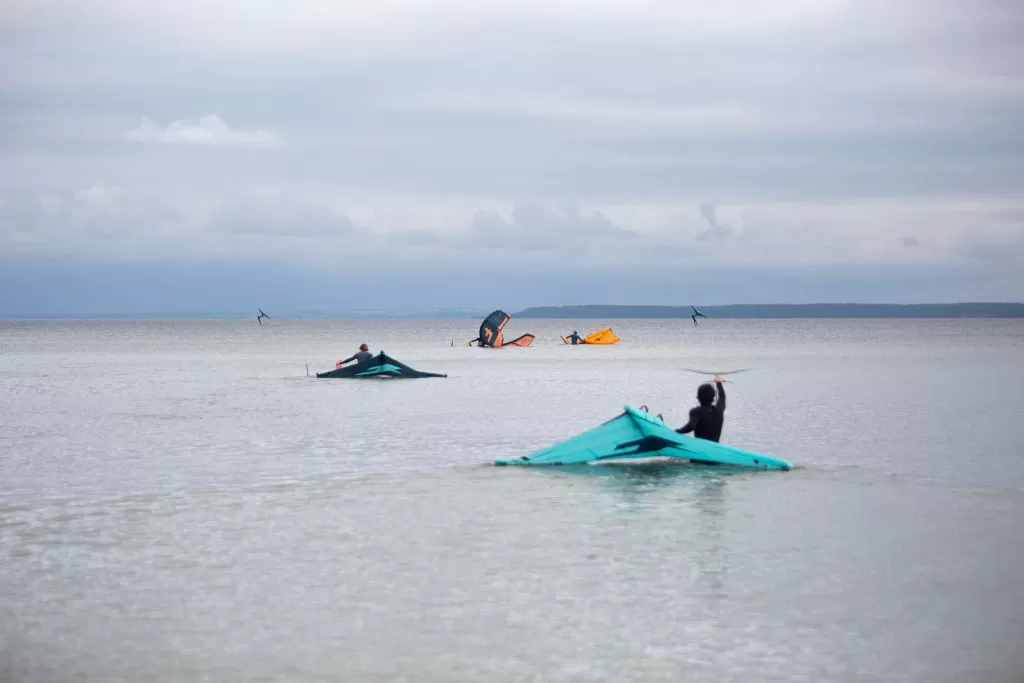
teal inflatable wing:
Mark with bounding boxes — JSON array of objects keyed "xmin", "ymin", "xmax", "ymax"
[
  {"xmin": 316, "ymin": 351, "xmax": 447, "ymax": 379},
  {"xmin": 496, "ymin": 405, "xmax": 791, "ymax": 470}
]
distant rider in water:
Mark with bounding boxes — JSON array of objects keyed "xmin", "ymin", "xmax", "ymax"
[
  {"xmin": 337, "ymin": 343, "xmax": 372, "ymax": 369},
  {"xmin": 676, "ymin": 376, "xmax": 726, "ymax": 442},
  {"xmin": 567, "ymin": 330, "xmax": 583, "ymax": 345}
]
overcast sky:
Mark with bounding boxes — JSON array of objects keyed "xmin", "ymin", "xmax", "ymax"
[{"xmin": 1, "ymin": 0, "xmax": 1022, "ymax": 314}]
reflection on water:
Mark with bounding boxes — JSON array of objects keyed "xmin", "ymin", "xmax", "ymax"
[{"xmin": 535, "ymin": 462, "xmax": 735, "ymax": 605}]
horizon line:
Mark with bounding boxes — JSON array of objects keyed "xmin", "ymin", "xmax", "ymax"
[{"xmin": 2, "ymin": 301, "xmax": 1023, "ymax": 321}]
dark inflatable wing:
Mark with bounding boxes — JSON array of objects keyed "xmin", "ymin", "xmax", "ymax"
[
  {"xmin": 477, "ymin": 310, "xmax": 511, "ymax": 347},
  {"xmin": 316, "ymin": 351, "xmax": 447, "ymax": 379},
  {"xmin": 475, "ymin": 310, "xmax": 533, "ymax": 348}
]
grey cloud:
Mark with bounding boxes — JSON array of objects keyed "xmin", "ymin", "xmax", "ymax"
[
  {"xmin": 470, "ymin": 209, "xmax": 509, "ymax": 235},
  {"xmin": 6, "ymin": 185, "xmax": 1024, "ymax": 271},
  {"xmin": 902, "ymin": 236, "xmax": 922, "ymax": 248},
  {"xmin": 957, "ymin": 225, "xmax": 1024, "ymax": 265},
  {"xmin": 2, "ymin": 1, "xmax": 1022, "ymax": 205},
  {"xmin": 463, "ymin": 203, "xmax": 637, "ymax": 251},
  {"xmin": 0, "ymin": 187, "xmax": 362, "ymax": 265},
  {"xmin": 209, "ymin": 200, "xmax": 355, "ymax": 238},
  {"xmin": 1, "ymin": 187, "xmax": 183, "ymax": 254},
  {"xmin": 695, "ymin": 203, "xmax": 734, "ymax": 242},
  {"xmin": 127, "ymin": 116, "xmax": 283, "ymax": 147}
]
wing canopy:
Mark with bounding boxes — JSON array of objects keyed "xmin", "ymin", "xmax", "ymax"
[
  {"xmin": 583, "ymin": 328, "xmax": 620, "ymax": 345},
  {"xmin": 316, "ymin": 352, "xmax": 447, "ymax": 379},
  {"xmin": 475, "ymin": 310, "xmax": 532, "ymax": 348},
  {"xmin": 496, "ymin": 405, "xmax": 792, "ymax": 469},
  {"xmin": 478, "ymin": 310, "xmax": 510, "ymax": 347},
  {"xmin": 502, "ymin": 333, "xmax": 535, "ymax": 347},
  {"xmin": 561, "ymin": 327, "xmax": 621, "ymax": 345}
]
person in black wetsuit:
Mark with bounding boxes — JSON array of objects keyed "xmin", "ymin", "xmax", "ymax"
[
  {"xmin": 566, "ymin": 330, "xmax": 583, "ymax": 345},
  {"xmin": 676, "ymin": 376, "xmax": 726, "ymax": 442},
  {"xmin": 337, "ymin": 343, "xmax": 372, "ymax": 368}
]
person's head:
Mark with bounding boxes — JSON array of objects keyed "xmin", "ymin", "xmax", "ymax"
[
  {"xmin": 573, "ymin": 330, "xmax": 578, "ymax": 335},
  {"xmin": 359, "ymin": 343, "xmax": 369, "ymax": 352},
  {"xmin": 697, "ymin": 383, "xmax": 716, "ymax": 406}
]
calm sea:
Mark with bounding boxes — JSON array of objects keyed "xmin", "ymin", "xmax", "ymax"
[{"xmin": 1, "ymin": 319, "xmax": 1022, "ymax": 682}]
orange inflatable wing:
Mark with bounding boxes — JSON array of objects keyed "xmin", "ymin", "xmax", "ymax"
[{"xmin": 583, "ymin": 328, "xmax": 620, "ymax": 345}]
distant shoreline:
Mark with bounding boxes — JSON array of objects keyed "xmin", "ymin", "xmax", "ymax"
[
  {"xmin": 2, "ymin": 303, "xmax": 1024, "ymax": 320},
  {"xmin": 516, "ymin": 303, "xmax": 1024, "ymax": 319}
]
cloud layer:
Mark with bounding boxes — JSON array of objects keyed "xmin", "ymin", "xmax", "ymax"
[{"xmin": 0, "ymin": 0, "xmax": 1022, "ymax": 309}]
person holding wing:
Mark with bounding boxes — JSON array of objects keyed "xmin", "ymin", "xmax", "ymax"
[
  {"xmin": 336, "ymin": 343, "xmax": 372, "ymax": 369},
  {"xmin": 676, "ymin": 375, "xmax": 726, "ymax": 442}
]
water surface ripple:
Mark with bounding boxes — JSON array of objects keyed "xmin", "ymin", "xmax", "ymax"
[{"xmin": 2, "ymin": 319, "xmax": 1022, "ymax": 682}]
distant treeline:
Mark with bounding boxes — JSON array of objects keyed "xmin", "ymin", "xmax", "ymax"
[{"xmin": 516, "ymin": 304, "xmax": 1024, "ymax": 319}]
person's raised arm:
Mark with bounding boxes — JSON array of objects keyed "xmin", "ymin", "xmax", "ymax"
[
  {"xmin": 714, "ymin": 377, "xmax": 726, "ymax": 411},
  {"xmin": 677, "ymin": 407, "xmax": 701, "ymax": 434}
]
